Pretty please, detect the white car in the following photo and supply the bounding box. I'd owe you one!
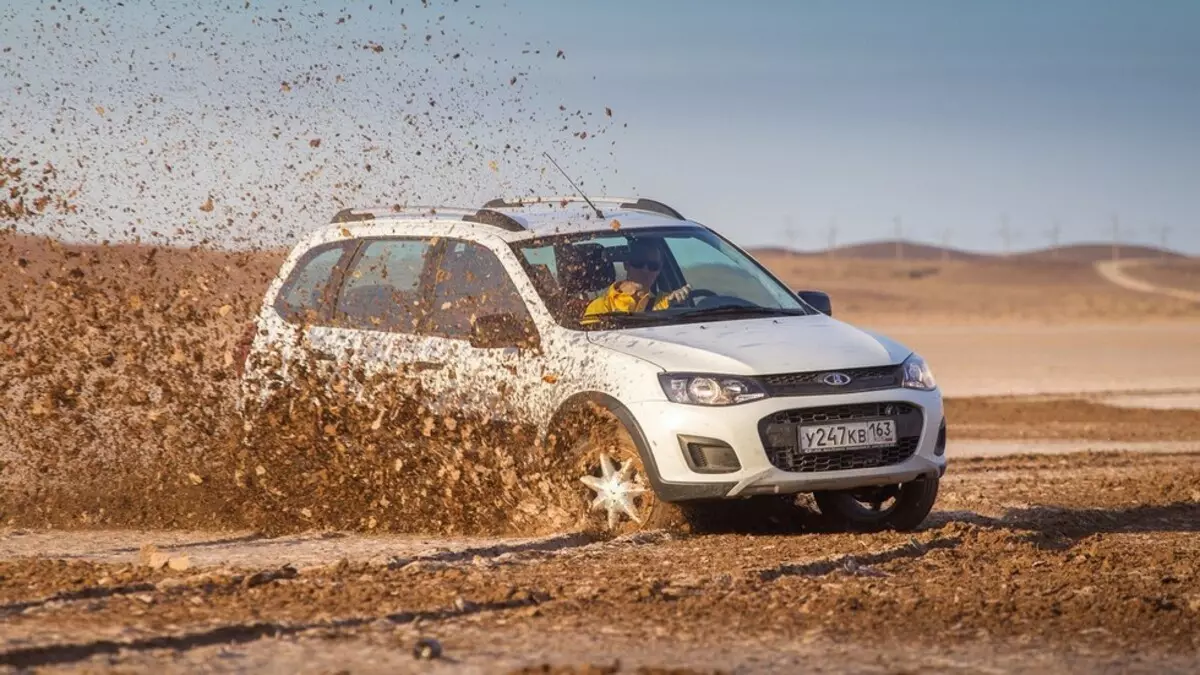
[238,196,946,534]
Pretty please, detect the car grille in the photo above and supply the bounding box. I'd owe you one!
[759,402,924,473]
[758,365,902,397]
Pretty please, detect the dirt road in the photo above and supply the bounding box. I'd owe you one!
[880,323,1200,398]
[1095,258,1200,304]
[2,450,1198,674]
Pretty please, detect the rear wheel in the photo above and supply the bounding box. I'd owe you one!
[813,474,939,532]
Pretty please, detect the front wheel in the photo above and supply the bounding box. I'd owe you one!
[557,408,690,537]
[813,474,939,532]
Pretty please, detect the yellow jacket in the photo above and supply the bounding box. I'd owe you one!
[582,281,672,325]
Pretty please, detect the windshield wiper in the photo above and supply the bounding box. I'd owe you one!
[675,305,808,320]
[579,312,671,327]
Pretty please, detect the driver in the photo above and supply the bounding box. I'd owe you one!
[582,239,690,324]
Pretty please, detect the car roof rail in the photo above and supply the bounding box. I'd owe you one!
[482,195,685,220]
[461,208,527,232]
[331,207,375,223]
[329,205,526,232]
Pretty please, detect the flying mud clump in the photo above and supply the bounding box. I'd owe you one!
[1,0,627,535]
[0,231,281,528]
[231,349,592,536]
[1,155,77,223]
[0,233,595,536]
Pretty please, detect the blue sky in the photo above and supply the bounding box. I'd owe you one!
[2,0,1198,253]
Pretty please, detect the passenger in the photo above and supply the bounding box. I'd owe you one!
[582,240,690,323]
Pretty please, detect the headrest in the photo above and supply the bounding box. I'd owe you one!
[527,263,559,294]
[557,243,615,295]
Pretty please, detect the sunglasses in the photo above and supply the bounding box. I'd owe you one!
[627,259,661,272]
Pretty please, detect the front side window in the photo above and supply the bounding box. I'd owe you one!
[512,226,809,330]
[428,240,531,339]
[335,238,435,333]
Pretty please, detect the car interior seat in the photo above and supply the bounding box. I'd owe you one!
[556,243,615,317]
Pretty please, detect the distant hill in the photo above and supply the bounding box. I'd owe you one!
[1009,242,1185,263]
[748,241,981,261]
[829,241,982,261]
[747,239,1189,262]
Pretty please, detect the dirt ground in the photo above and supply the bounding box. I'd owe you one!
[3,232,1200,673]
[1,451,1198,673]
[880,323,1200,397]
[756,251,1199,324]
[946,396,1200,441]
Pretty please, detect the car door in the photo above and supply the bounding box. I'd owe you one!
[421,238,546,423]
[327,236,442,404]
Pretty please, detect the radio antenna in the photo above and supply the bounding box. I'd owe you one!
[543,151,603,218]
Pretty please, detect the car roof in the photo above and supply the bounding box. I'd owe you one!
[489,202,691,239]
[303,197,706,249]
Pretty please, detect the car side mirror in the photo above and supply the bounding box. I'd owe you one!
[470,312,541,350]
[797,290,832,316]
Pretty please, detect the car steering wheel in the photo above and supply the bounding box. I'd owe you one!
[687,288,718,304]
[692,292,756,309]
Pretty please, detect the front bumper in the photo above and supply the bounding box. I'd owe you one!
[625,387,946,502]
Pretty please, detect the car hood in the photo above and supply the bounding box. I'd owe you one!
[585,314,912,375]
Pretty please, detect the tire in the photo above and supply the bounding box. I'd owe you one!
[554,405,690,537]
[813,474,939,533]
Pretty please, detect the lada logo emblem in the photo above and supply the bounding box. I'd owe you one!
[821,372,852,386]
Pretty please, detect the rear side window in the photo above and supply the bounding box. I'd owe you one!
[274,243,354,324]
[335,238,436,333]
[428,240,531,339]
[518,244,557,279]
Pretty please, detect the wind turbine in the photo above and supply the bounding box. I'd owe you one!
[892,216,903,261]
[1156,225,1172,259]
[998,213,1014,256]
[784,215,798,259]
[1045,218,1062,259]
[1110,214,1122,262]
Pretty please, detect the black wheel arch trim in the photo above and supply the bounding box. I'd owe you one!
[547,392,734,503]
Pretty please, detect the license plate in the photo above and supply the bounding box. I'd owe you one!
[799,419,896,453]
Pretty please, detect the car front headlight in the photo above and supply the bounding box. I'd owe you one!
[658,373,767,406]
[901,353,937,391]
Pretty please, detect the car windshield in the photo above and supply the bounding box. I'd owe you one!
[511,225,812,330]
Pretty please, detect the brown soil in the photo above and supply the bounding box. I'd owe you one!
[3,233,1200,672]
[946,396,1200,441]
[755,253,1199,324]
[1,452,1198,672]
[0,230,285,530]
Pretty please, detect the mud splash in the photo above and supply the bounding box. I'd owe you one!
[0,231,273,529]
[1,232,591,536]
[1,155,77,223]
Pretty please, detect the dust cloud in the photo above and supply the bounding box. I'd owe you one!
[1,1,623,535]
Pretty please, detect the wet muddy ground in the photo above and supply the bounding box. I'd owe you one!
[4,233,1200,672]
[1,450,1198,673]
